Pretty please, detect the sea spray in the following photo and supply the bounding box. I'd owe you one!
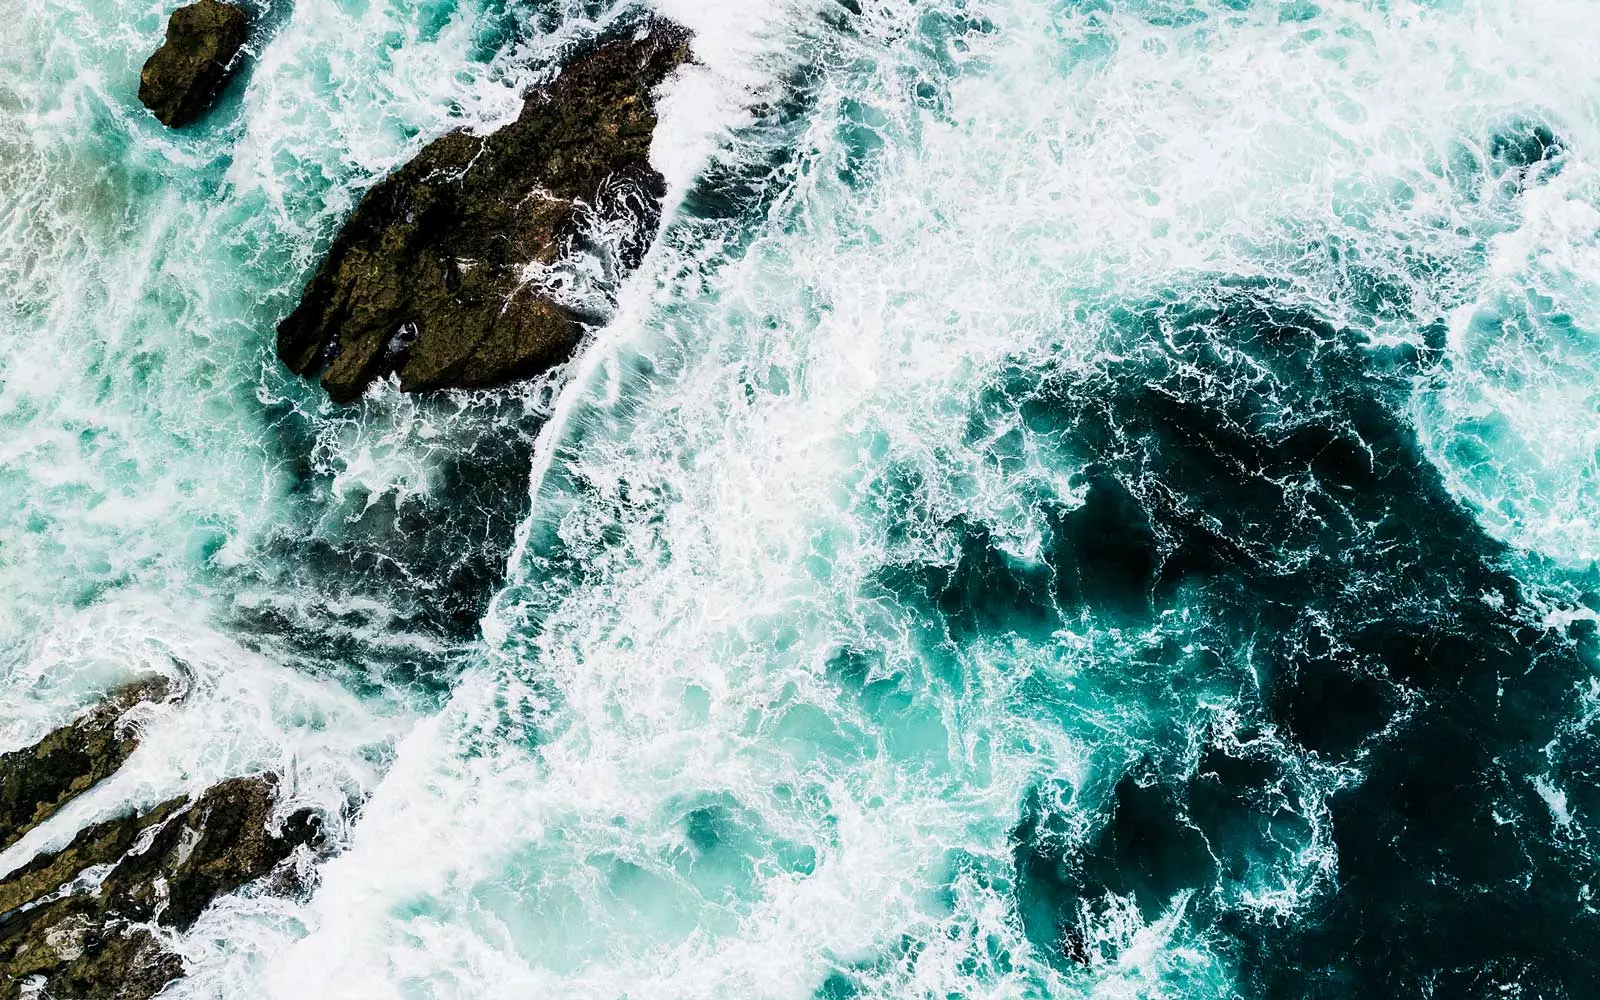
[0,0,629,938]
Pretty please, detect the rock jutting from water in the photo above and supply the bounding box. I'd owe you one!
[276,18,693,403]
[0,685,324,1000]
[0,675,174,852]
[138,0,249,128]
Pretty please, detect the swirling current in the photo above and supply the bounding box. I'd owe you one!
[2,0,1599,997]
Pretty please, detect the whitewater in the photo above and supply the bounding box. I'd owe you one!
[3,0,1600,997]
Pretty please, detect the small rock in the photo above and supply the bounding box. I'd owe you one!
[277,18,693,402]
[0,676,174,853]
[138,0,250,128]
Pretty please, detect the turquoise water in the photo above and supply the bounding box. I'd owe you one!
[3,0,1600,997]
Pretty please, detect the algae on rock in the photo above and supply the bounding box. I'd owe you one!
[0,681,322,1000]
[0,776,321,1000]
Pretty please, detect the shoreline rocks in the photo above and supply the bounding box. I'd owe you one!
[0,684,323,1000]
[277,18,693,402]
[138,0,249,128]
[0,676,174,853]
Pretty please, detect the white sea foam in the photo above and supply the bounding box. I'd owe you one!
[255,1,1600,996]
[1412,158,1600,566]
[4,0,1600,997]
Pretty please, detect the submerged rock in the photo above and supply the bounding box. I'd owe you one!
[0,776,321,1000]
[0,676,174,852]
[277,19,693,402]
[138,0,250,128]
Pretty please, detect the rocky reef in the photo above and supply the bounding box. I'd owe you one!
[277,18,692,402]
[0,683,322,999]
[138,0,249,128]
[0,676,172,853]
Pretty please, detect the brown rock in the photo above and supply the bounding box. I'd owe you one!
[0,775,322,1000]
[138,0,249,128]
[101,775,323,929]
[277,18,693,402]
[0,676,174,853]
[0,799,183,917]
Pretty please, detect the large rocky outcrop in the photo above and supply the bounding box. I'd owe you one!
[0,676,173,852]
[0,687,323,1000]
[277,19,693,402]
[138,0,249,128]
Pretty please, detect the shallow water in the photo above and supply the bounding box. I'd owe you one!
[2,0,1599,997]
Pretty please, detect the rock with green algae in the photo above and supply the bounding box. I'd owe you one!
[276,18,693,403]
[0,676,175,853]
[138,0,250,128]
[0,775,322,1000]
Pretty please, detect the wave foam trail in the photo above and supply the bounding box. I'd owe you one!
[1412,158,1600,565]
[6,0,1600,996]
[263,1,1600,998]
[0,0,636,987]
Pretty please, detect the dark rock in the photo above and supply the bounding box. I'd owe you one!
[0,904,180,1000]
[0,799,184,918]
[100,775,322,929]
[277,19,693,402]
[0,775,321,1000]
[0,676,174,853]
[138,0,249,128]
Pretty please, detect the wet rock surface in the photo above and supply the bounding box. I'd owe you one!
[0,676,173,853]
[0,776,320,1000]
[138,0,249,128]
[277,18,693,402]
[0,688,322,1000]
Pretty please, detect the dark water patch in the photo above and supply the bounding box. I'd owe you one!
[952,285,1600,993]
[1186,733,1314,894]
[1082,771,1217,919]
[814,970,861,1000]
[1260,617,1402,758]
[223,394,541,699]
[875,517,1057,643]
[1013,722,1324,969]
[1012,765,1218,962]
[1046,476,1160,621]
[1489,118,1563,174]
[1433,116,1565,216]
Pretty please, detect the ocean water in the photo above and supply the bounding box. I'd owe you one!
[2,0,1599,997]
